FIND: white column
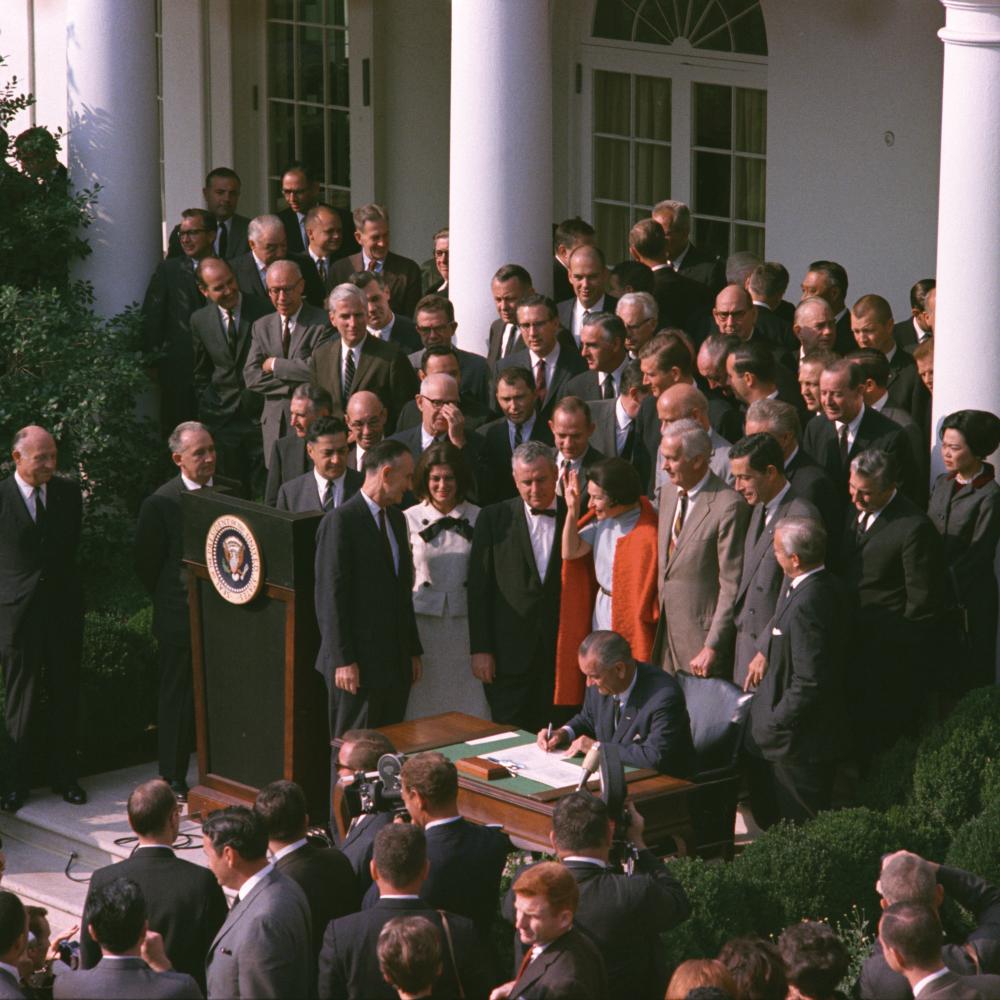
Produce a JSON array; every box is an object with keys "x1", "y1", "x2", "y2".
[
  {"x1": 933, "y1": 0, "x2": 1000, "y2": 454},
  {"x1": 449, "y1": 0, "x2": 552, "y2": 355},
  {"x1": 66, "y1": 0, "x2": 161, "y2": 317}
]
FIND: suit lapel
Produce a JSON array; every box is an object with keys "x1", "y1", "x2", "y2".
[
  {"x1": 670, "y1": 486, "x2": 712, "y2": 562},
  {"x1": 288, "y1": 316, "x2": 310, "y2": 358},
  {"x1": 326, "y1": 340, "x2": 344, "y2": 412},
  {"x1": 210, "y1": 870, "x2": 272, "y2": 953},
  {"x1": 354, "y1": 338, "x2": 377, "y2": 389},
  {"x1": 512, "y1": 502, "x2": 543, "y2": 587},
  {"x1": 515, "y1": 939, "x2": 564, "y2": 993}
]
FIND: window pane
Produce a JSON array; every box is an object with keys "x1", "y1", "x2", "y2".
[
  {"x1": 268, "y1": 22, "x2": 294, "y2": 100},
  {"x1": 593, "y1": 136, "x2": 629, "y2": 201},
  {"x1": 593, "y1": 202, "x2": 631, "y2": 264},
  {"x1": 326, "y1": 0, "x2": 347, "y2": 26},
  {"x1": 300, "y1": 0, "x2": 322, "y2": 23},
  {"x1": 268, "y1": 0, "x2": 294, "y2": 19},
  {"x1": 634, "y1": 0, "x2": 672, "y2": 46},
  {"x1": 734, "y1": 224, "x2": 765, "y2": 258},
  {"x1": 269, "y1": 102, "x2": 295, "y2": 176},
  {"x1": 734, "y1": 87, "x2": 766, "y2": 154},
  {"x1": 300, "y1": 104, "x2": 324, "y2": 176},
  {"x1": 328, "y1": 109, "x2": 350, "y2": 188},
  {"x1": 734, "y1": 156, "x2": 765, "y2": 222},
  {"x1": 298, "y1": 25, "x2": 324, "y2": 103},
  {"x1": 594, "y1": 70, "x2": 630, "y2": 136},
  {"x1": 329, "y1": 28, "x2": 349, "y2": 107},
  {"x1": 690, "y1": 3, "x2": 731, "y2": 53},
  {"x1": 693, "y1": 151, "x2": 731, "y2": 217},
  {"x1": 327, "y1": 187, "x2": 351, "y2": 209},
  {"x1": 694, "y1": 83, "x2": 731, "y2": 150},
  {"x1": 634, "y1": 142, "x2": 670, "y2": 207},
  {"x1": 693, "y1": 218, "x2": 730, "y2": 260},
  {"x1": 635, "y1": 75, "x2": 670, "y2": 141}
]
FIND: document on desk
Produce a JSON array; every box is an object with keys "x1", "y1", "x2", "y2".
[{"x1": 484, "y1": 742, "x2": 584, "y2": 788}]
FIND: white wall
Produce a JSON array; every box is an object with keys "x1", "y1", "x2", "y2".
[{"x1": 763, "y1": 0, "x2": 944, "y2": 319}]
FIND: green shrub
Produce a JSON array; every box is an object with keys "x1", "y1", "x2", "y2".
[
  {"x1": 945, "y1": 798, "x2": 1000, "y2": 889},
  {"x1": 858, "y1": 736, "x2": 918, "y2": 811}
]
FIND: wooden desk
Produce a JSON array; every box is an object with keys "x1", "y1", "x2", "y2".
[{"x1": 334, "y1": 712, "x2": 700, "y2": 856}]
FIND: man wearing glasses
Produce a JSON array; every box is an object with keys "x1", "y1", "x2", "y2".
[{"x1": 243, "y1": 259, "x2": 332, "y2": 468}]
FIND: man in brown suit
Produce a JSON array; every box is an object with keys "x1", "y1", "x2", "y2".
[{"x1": 656, "y1": 418, "x2": 749, "y2": 678}]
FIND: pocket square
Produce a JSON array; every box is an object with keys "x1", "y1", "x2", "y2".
[{"x1": 771, "y1": 627, "x2": 783, "y2": 636}]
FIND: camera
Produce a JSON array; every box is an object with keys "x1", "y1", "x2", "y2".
[
  {"x1": 341, "y1": 752, "x2": 409, "y2": 820},
  {"x1": 592, "y1": 743, "x2": 640, "y2": 872}
]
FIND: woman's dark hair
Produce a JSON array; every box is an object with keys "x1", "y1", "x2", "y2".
[
  {"x1": 940, "y1": 409, "x2": 1000, "y2": 460},
  {"x1": 412, "y1": 441, "x2": 471, "y2": 505},
  {"x1": 587, "y1": 457, "x2": 641, "y2": 507}
]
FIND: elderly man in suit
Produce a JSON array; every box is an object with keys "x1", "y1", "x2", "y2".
[
  {"x1": 730, "y1": 433, "x2": 819, "y2": 690},
  {"x1": 55, "y1": 879, "x2": 202, "y2": 999},
  {"x1": 744, "y1": 516, "x2": 849, "y2": 828},
  {"x1": 652, "y1": 199, "x2": 726, "y2": 294},
  {"x1": 202, "y1": 807, "x2": 311, "y2": 1000},
  {"x1": 469, "y1": 441, "x2": 566, "y2": 731},
  {"x1": 801, "y1": 260, "x2": 856, "y2": 357},
  {"x1": 541, "y1": 630, "x2": 694, "y2": 777},
  {"x1": 79, "y1": 780, "x2": 226, "y2": 990},
  {"x1": 562, "y1": 312, "x2": 630, "y2": 402},
  {"x1": 293, "y1": 203, "x2": 345, "y2": 307},
  {"x1": 488, "y1": 264, "x2": 534, "y2": 366},
  {"x1": 276, "y1": 415, "x2": 363, "y2": 513},
  {"x1": 166, "y1": 167, "x2": 249, "y2": 261},
  {"x1": 550, "y1": 397, "x2": 605, "y2": 498},
  {"x1": 656, "y1": 419, "x2": 749, "y2": 678},
  {"x1": 655, "y1": 383, "x2": 734, "y2": 497},
  {"x1": 191, "y1": 256, "x2": 269, "y2": 495},
  {"x1": 330, "y1": 203, "x2": 423, "y2": 317},
  {"x1": 616, "y1": 291, "x2": 660, "y2": 358},
  {"x1": 310, "y1": 283, "x2": 419, "y2": 434},
  {"x1": 0, "y1": 426, "x2": 85, "y2": 811},
  {"x1": 243, "y1": 259, "x2": 331, "y2": 468},
  {"x1": 354, "y1": 270, "x2": 423, "y2": 354},
  {"x1": 231, "y1": 214, "x2": 286, "y2": 312},
  {"x1": 397, "y1": 345, "x2": 492, "y2": 433},
  {"x1": 264, "y1": 383, "x2": 333, "y2": 506},
  {"x1": 557, "y1": 245, "x2": 618, "y2": 348},
  {"x1": 314, "y1": 439, "x2": 422, "y2": 737}
]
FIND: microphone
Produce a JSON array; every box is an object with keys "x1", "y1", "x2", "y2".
[{"x1": 575, "y1": 745, "x2": 601, "y2": 792}]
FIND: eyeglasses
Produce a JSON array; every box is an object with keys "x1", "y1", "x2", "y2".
[
  {"x1": 419, "y1": 396, "x2": 457, "y2": 409},
  {"x1": 520, "y1": 320, "x2": 555, "y2": 330},
  {"x1": 714, "y1": 309, "x2": 749, "y2": 320},
  {"x1": 348, "y1": 418, "x2": 383, "y2": 429},
  {"x1": 416, "y1": 323, "x2": 454, "y2": 337},
  {"x1": 268, "y1": 284, "x2": 301, "y2": 296}
]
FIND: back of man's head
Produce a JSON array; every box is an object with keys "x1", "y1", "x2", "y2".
[
  {"x1": 88, "y1": 878, "x2": 147, "y2": 955},
  {"x1": 0, "y1": 891, "x2": 26, "y2": 959},
  {"x1": 878, "y1": 852, "x2": 938, "y2": 906},
  {"x1": 202, "y1": 806, "x2": 268, "y2": 862},
  {"x1": 778, "y1": 921, "x2": 848, "y2": 1000},
  {"x1": 254, "y1": 779, "x2": 308, "y2": 843},
  {"x1": 340, "y1": 729, "x2": 396, "y2": 771},
  {"x1": 377, "y1": 915, "x2": 442, "y2": 996},
  {"x1": 373, "y1": 824, "x2": 427, "y2": 891},
  {"x1": 401, "y1": 752, "x2": 458, "y2": 811},
  {"x1": 127, "y1": 779, "x2": 178, "y2": 838},
  {"x1": 551, "y1": 793, "x2": 610, "y2": 854},
  {"x1": 717, "y1": 936, "x2": 787, "y2": 1000},
  {"x1": 880, "y1": 902, "x2": 944, "y2": 970}
]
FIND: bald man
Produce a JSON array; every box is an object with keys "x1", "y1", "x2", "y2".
[
  {"x1": 345, "y1": 390, "x2": 387, "y2": 471},
  {"x1": 0, "y1": 426, "x2": 86, "y2": 810},
  {"x1": 557, "y1": 245, "x2": 618, "y2": 347}
]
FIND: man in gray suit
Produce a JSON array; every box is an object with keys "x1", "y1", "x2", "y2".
[
  {"x1": 54, "y1": 878, "x2": 201, "y2": 999},
  {"x1": 729, "y1": 433, "x2": 819, "y2": 689},
  {"x1": 203, "y1": 807, "x2": 312, "y2": 1000},
  {"x1": 276, "y1": 415, "x2": 363, "y2": 513},
  {"x1": 656, "y1": 419, "x2": 749, "y2": 678},
  {"x1": 243, "y1": 259, "x2": 331, "y2": 467}
]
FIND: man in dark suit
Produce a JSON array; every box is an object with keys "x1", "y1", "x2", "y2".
[
  {"x1": 264, "y1": 384, "x2": 333, "y2": 505},
  {"x1": 744, "y1": 516, "x2": 849, "y2": 827},
  {"x1": 57, "y1": 878, "x2": 202, "y2": 999},
  {"x1": 550, "y1": 396, "x2": 606, "y2": 498},
  {"x1": 319, "y1": 823, "x2": 489, "y2": 1000},
  {"x1": 292, "y1": 203, "x2": 345, "y2": 307},
  {"x1": 309, "y1": 283, "x2": 420, "y2": 433},
  {"x1": 498, "y1": 294, "x2": 588, "y2": 424},
  {"x1": 477, "y1": 366, "x2": 555, "y2": 501},
  {"x1": 616, "y1": 291, "x2": 660, "y2": 357},
  {"x1": 562, "y1": 312, "x2": 629, "y2": 402},
  {"x1": 0, "y1": 426, "x2": 84, "y2": 811},
  {"x1": 255, "y1": 780, "x2": 359, "y2": 969},
  {"x1": 191, "y1": 256, "x2": 269, "y2": 495},
  {"x1": 230, "y1": 214, "x2": 287, "y2": 311},
  {"x1": 503, "y1": 794, "x2": 689, "y2": 1000},
  {"x1": 243, "y1": 258, "x2": 332, "y2": 467},
  {"x1": 839, "y1": 449, "x2": 945, "y2": 762},
  {"x1": 0, "y1": 891, "x2": 27, "y2": 998},
  {"x1": 426, "y1": 226, "x2": 449, "y2": 295},
  {"x1": 135, "y1": 422, "x2": 231, "y2": 797},
  {"x1": 894, "y1": 278, "x2": 935, "y2": 351},
  {"x1": 587, "y1": 361, "x2": 651, "y2": 488},
  {"x1": 488, "y1": 264, "x2": 534, "y2": 366},
  {"x1": 79, "y1": 779, "x2": 227, "y2": 990},
  {"x1": 469, "y1": 441, "x2": 565, "y2": 731},
  {"x1": 345, "y1": 391, "x2": 389, "y2": 471},
  {"x1": 397, "y1": 345, "x2": 492, "y2": 433},
  {"x1": 276, "y1": 415, "x2": 363, "y2": 512},
  {"x1": 277, "y1": 162, "x2": 320, "y2": 255},
  {"x1": 166, "y1": 166, "x2": 249, "y2": 261},
  {"x1": 729, "y1": 433, "x2": 819, "y2": 689},
  {"x1": 495, "y1": 862, "x2": 608, "y2": 1000},
  {"x1": 314, "y1": 439, "x2": 422, "y2": 738},
  {"x1": 202, "y1": 807, "x2": 312, "y2": 1000},
  {"x1": 557, "y1": 245, "x2": 618, "y2": 348},
  {"x1": 653, "y1": 199, "x2": 726, "y2": 294},
  {"x1": 725, "y1": 337, "x2": 808, "y2": 433},
  {"x1": 142, "y1": 208, "x2": 213, "y2": 432},
  {"x1": 354, "y1": 270, "x2": 423, "y2": 354},
  {"x1": 541, "y1": 630, "x2": 694, "y2": 777},
  {"x1": 330, "y1": 203, "x2": 423, "y2": 317},
  {"x1": 553, "y1": 217, "x2": 596, "y2": 304},
  {"x1": 801, "y1": 260, "x2": 856, "y2": 357}
]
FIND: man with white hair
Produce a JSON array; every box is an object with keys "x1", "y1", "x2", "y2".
[
  {"x1": 232, "y1": 213, "x2": 288, "y2": 309},
  {"x1": 616, "y1": 291, "x2": 659, "y2": 357},
  {"x1": 792, "y1": 296, "x2": 839, "y2": 363},
  {"x1": 655, "y1": 419, "x2": 749, "y2": 678},
  {"x1": 243, "y1": 259, "x2": 332, "y2": 466},
  {"x1": 652, "y1": 199, "x2": 725, "y2": 293}
]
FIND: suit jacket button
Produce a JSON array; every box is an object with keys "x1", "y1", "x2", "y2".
[{"x1": 422, "y1": 581, "x2": 431, "y2": 587}]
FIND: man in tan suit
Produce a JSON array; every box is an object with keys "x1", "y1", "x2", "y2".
[{"x1": 656, "y1": 418, "x2": 749, "y2": 678}]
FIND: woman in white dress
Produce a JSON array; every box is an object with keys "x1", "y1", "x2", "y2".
[{"x1": 403, "y1": 441, "x2": 491, "y2": 720}]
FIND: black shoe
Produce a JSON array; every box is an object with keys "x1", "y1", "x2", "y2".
[
  {"x1": 169, "y1": 780, "x2": 189, "y2": 803},
  {"x1": 53, "y1": 783, "x2": 87, "y2": 806},
  {"x1": 1, "y1": 790, "x2": 27, "y2": 812}
]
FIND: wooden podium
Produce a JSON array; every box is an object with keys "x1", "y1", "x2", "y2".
[{"x1": 181, "y1": 490, "x2": 330, "y2": 822}]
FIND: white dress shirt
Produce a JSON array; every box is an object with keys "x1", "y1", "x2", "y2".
[
  {"x1": 790, "y1": 565, "x2": 825, "y2": 589},
  {"x1": 523, "y1": 501, "x2": 557, "y2": 580},
  {"x1": 369, "y1": 314, "x2": 396, "y2": 342},
  {"x1": 270, "y1": 837, "x2": 308, "y2": 863},
  {"x1": 180, "y1": 473, "x2": 213, "y2": 492},
  {"x1": 216, "y1": 297, "x2": 243, "y2": 332},
  {"x1": 571, "y1": 296, "x2": 607, "y2": 346},
  {"x1": 835, "y1": 406, "x2": 866, "y2": 455},
  {"x1": 13, "y1": 471, "x2": 45, "y2": 521},
  {"x1": 762, "y1": 481, "x2": 791, "y2": 527},
  {"x1": 237, "y1": 862, "x2": 274, "y2": 901},
  {"x1": 314, "y1": 469, "x2": 345, "y2": 509},
  {"x1": 509, "y1": 413, "x2": 537, "y2": 451},
  {"x1": 341, "y1": 337, "x2": 366, "y2": 390},
  {"x1": 528, "y1": 345, "x2": 560, "y2": 394},
  {"x1": 912, "y1": 967, "x2": 951, "y2": 997},
  {"x1": 500, "y1": 322, "x2": 519, "y2": 357},
  {"x1": 614, "y1": 397, "x2": 633, "y2": 455},
  {"x1": 858, "y1": 489, "x2": 897, "y2": 532}
]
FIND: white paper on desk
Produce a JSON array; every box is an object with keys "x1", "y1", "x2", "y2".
[
  {"x1": 466, "y1": 731, "x2": 521, "y2": 746},
  {"x1": 485, "y1": 742, "x2": 584, "y2": 788}
]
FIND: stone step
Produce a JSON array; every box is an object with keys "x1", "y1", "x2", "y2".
[{"x1": 1, "y1": 834, "x2": 90, "y2": 937}]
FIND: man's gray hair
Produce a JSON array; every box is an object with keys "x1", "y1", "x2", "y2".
[
  {"x1": 850, "y1": 448, "x2": 898, "y2": 491},
  {"x1": 618, "y1": 291, "x2": 658, "y2": 323},
  {"x1": 578, "y1": 630, "x2": 633, "y2": 670},
  {"x1": 878, "y1": 853, "x2": 938, "y2": 907},
  {"x1": 794, "y1": 295, "x2": 834, "y2": 325},
  {"x1": 726, "y1": 251, "x2": 761, "y2": 286},
  {"x1": 662, "y1": 418, "x2": 711, "y2": 460},
  {"x1": 265, "y1": 259, "x2": 302, "y2": 283},
  {"x1": 653, "y1": 199, "x2": 690, "y2": 229},
  {"x1": 512, "y1": 440, "x2": 556, "y2": 472},
  {"x1": 168, "y1": 421, "x2": 210, "y2": 454},
  {"x1": 247, "y1": 213, "x2": 284, "y2": 242},
  {"x1": 746, "y1": 398, "x2": 801, "y2": 441},
  {"x1": 326, "y1": 282, "x2": 367, "y2": 313},
  {"x1": 774, "y1": 516, "x2": 826, "y2": 567}
]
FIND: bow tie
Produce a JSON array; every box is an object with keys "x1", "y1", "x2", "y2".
[
  {"x1": 529, "y1": 508, "x2": 557, "y2": 517},
  {"x1": 419, "y1": 516, "x2": 474, "y2": 542}
]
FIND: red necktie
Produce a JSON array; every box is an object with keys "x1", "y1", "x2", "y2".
[{"x1": 535, "y1": 358, "x2": 547, "y2": 404}]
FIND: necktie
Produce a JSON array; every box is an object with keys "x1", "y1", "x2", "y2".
[
  {"x1": 669, "y1": 490, "x2": 688, "y2": 558},
  {"x1": 322, "y1": 478, "x2": 334, "y2": 511},
  {"x1": 317, "y1": 257, "x2": 328, "y2": 284},
  {"x1": 281, "y1": 318, "x2": 291, "y2": 358},
  {"x1": 561, "y1": 463, "x2": 571, "y2": 493},
  {"x1": 368, "y1": 257, "x2": 379, "y2": 272},
  {"x1": 378, "y1": 508, "x2": 396, "y2": 573},
  {"x1": 217, "y1": 220, "x2": 228, "y2": 258},
  {"x1": 419, "y1": 516, "x2": 474, "y2": 543},
  {"x1": 753, "y1": 504, "x2": 766, "y2": 544},
  {"x1": 502, "y1": 323, "x2": 517, "y2": 358},
  {"x1": 621, "y1": 422, "x2": 635, "y2": 460},
  {"x1": 343, "y1": 348, "x2": 356, "y2": 398},
  {"x1": 512, "y1": 948, "x2": 534, "y2": 991},
  {"x1": 33, "y1": 486, "x2": 46, "y2": 530},
  {"x1": 535, "y1": 358, "x2": 547, "y2": 405},
  {"x1": 838, "y1": 423, "x2": 849, "y2": 467},
  {"x1": 224, "y1": 309, "x2": 236, "y2": 344},
  {"x1": 602, "y1": 374, "x2": 616, "y2": 400},
  {"x1": 513, "y1": 422, "x2": 523, "y2": 447},
  {"x1": 613, "y1": 698, "x2": 622, "y2": 732}
]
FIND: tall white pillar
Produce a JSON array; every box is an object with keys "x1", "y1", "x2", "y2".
[
  {"x1": 933, "y1": 0, "x2": 1000, "y2": 454},
  {"x1": 66, "y1": 0, "x2": 161, "y2": 317},
  {"x1": 449, "y1": 1, "x2": 553, "y2": 355}
]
